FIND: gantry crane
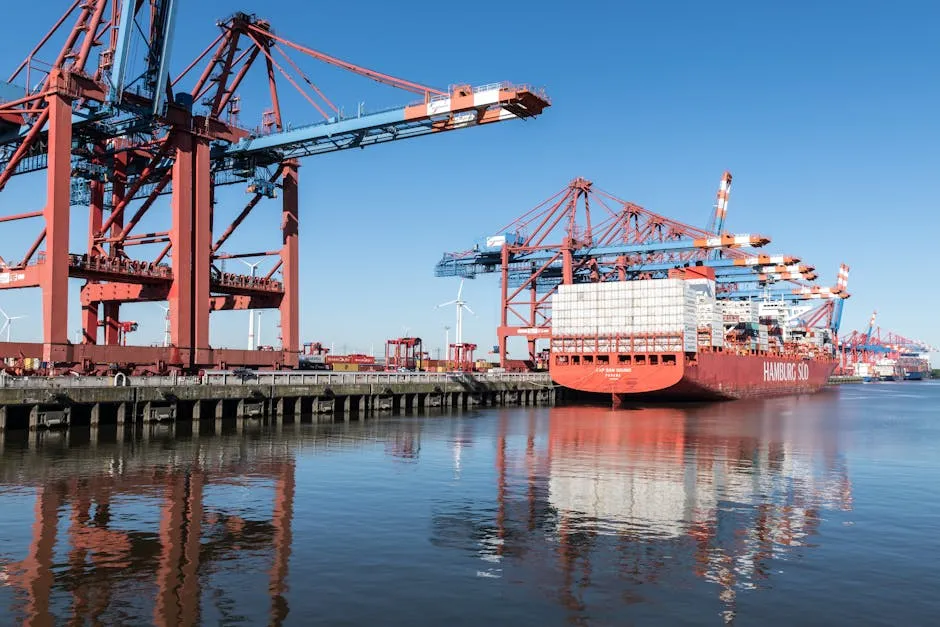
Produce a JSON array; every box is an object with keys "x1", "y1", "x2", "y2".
[
  {"x1": 0, "y1": 1, "x2": 550, "y2": 373},
  {"x1": 385, "y1": 337, "x2": 423, "y2": 372},
  {"x1": 435, "y1": 173, "x2": 842, "y2": 366},
  {"x1": 777, "y1": 265, "x2": 851, "y2": 342},
  {"x1": 839, "y1": 311, "x2": 934, "y2": 376}
]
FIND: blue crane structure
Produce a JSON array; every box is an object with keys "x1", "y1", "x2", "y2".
[
  {"x1": 434, "y1": 175, "x2": 849, "y2": 364},
  {"x1": 0, "y1": 1, "x2": 550, "y2": 373}
]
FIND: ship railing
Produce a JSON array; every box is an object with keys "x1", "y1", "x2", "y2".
[
  {"x1": 0, "y1": 371, "x2": 552, "y2": 388},
  {"x1": 201, "y1": 371, "x2": 552, "y2": 386},
  {"x1": 550, "y1": 332, "x2": 686, "y2": 354}
]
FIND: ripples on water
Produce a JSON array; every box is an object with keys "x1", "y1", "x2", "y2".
[{"x1": 0, "y1": 382, "x2": 938, "y2": 625}]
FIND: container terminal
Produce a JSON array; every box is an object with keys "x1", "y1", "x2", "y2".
[{"x1": 0, "y1": 1, "x2": 931, "y2": 426}]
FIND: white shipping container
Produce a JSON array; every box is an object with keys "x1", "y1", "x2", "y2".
[
  {"x1": 554, "y1": 280, "x2": 711, "y2": 336},
  {"x1": 710, "y1": 320, "x2": 725, "y2": 347}
]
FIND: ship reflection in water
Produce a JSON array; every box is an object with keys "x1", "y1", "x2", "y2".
[
  {"x1": 432, "y1": 398, "x2": 854, "y2": 624},
  {"x1": 0, "y1": 396, "x2": 863, "y2": 625}
]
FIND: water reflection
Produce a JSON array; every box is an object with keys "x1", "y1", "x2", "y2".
[
  {"x1": 0, "y1": 399, "x2": 857, "y2": 625},
  {"x1": 435, "y1": 399, "x2": 853, "y2": 623},
  {"x1": 0, "y1": 427, "x2": 302, "y2": 626}
]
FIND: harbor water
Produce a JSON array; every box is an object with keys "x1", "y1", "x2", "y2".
[{"x1": 0, "y1": 382, "x2": 938, "y2": 625}]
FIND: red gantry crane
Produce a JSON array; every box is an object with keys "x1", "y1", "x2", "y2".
[
  {"x1": 839, "y1": 311, "x2": 934, "y2": 379},
  {"x1": 385, "y1": 337, "x2": 423, "y2": 372},
  {"x1": 0, "y1": 0, "x2": 550, "y2": 374}
]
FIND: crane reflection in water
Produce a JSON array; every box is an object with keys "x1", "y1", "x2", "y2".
[{"x1": 0, "y1": 427, "x2": 298, "y2": 627}]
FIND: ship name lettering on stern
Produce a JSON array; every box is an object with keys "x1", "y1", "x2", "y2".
[
  {"x1": 598, "y1": 367, "x2": 632, "y2": 374},
  {"x1": 763, "y1": 361, "x2": 810, "y2": 382}
]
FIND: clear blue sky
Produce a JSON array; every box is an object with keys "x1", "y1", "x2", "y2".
[{"x1": 0, "y1": 0, "x2": 937, "y2": 358}]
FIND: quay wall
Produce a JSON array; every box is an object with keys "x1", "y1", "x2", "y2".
[
  {"x1": 827, "y1": 376, "x2": 864, "y2": 385},
  {"x1": 0, "y1": 372, "x2": 556, "y2": 431}
]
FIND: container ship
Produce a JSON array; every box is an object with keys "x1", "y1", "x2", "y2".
[
  {"x1": 873, "y1": 358, "x2": 902, "y2": 382},
  {"x1": 898, "y1": 353, "x2": 930, "y2": 381},
  {"x1": 549, "y1": 266, "x2": 837, "y2": 404}
]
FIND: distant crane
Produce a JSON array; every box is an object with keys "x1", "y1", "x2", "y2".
[
  {"x1": 839, "y1": 309, "x2": 933, "y2": 374},
  {"x1": 865, "y1": 310, "x2": 877, "y2": 346}
]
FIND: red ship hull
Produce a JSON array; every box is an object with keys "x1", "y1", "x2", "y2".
[{"x1": 551, "y1": 350, "x2": 837, "y2": 402}]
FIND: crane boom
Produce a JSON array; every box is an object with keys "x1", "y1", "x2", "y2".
[
  {"x1": 865, "y1": 310, "x2": 877, "y2": 345},
  {"x1": 225, "y1": 83, "x2": 548, "y2": 161},
  {"x1": 708, "y1": 171, "x2": 732, "y2": 234},
  {"x1": 436, "y1": 233, "x2": 770, "y2": 278}
]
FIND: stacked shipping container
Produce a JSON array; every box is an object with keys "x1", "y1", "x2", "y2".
[
  {"x1": 552, "y1": 279, "x2": 699, "y2": 353},
  {"x1": 325, "y1": 354, "x2": 376, "y2": 365},
  {"x1": 686, "y1": 279, "x2": 724, "y2": 349},
  {"x1": 758, "y1": 324, "x2": 770, "y2": 352},
  {"x1": 719, "y1": 300, "x2": 759, "y2": 325}
]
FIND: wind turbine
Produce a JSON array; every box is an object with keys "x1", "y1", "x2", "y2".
[
  {"x1": 158, "y1": 305, "x2": 170, "y2": 347},
  {"x1": 239, "y1": 259, "x2": 263, "y2": 350},
  {"x1": 436, "y1": 280, "x2": 474, "y2": 346},
  {"x1": 0, "y1": 307, "x2": 26, "y2": 342}
]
